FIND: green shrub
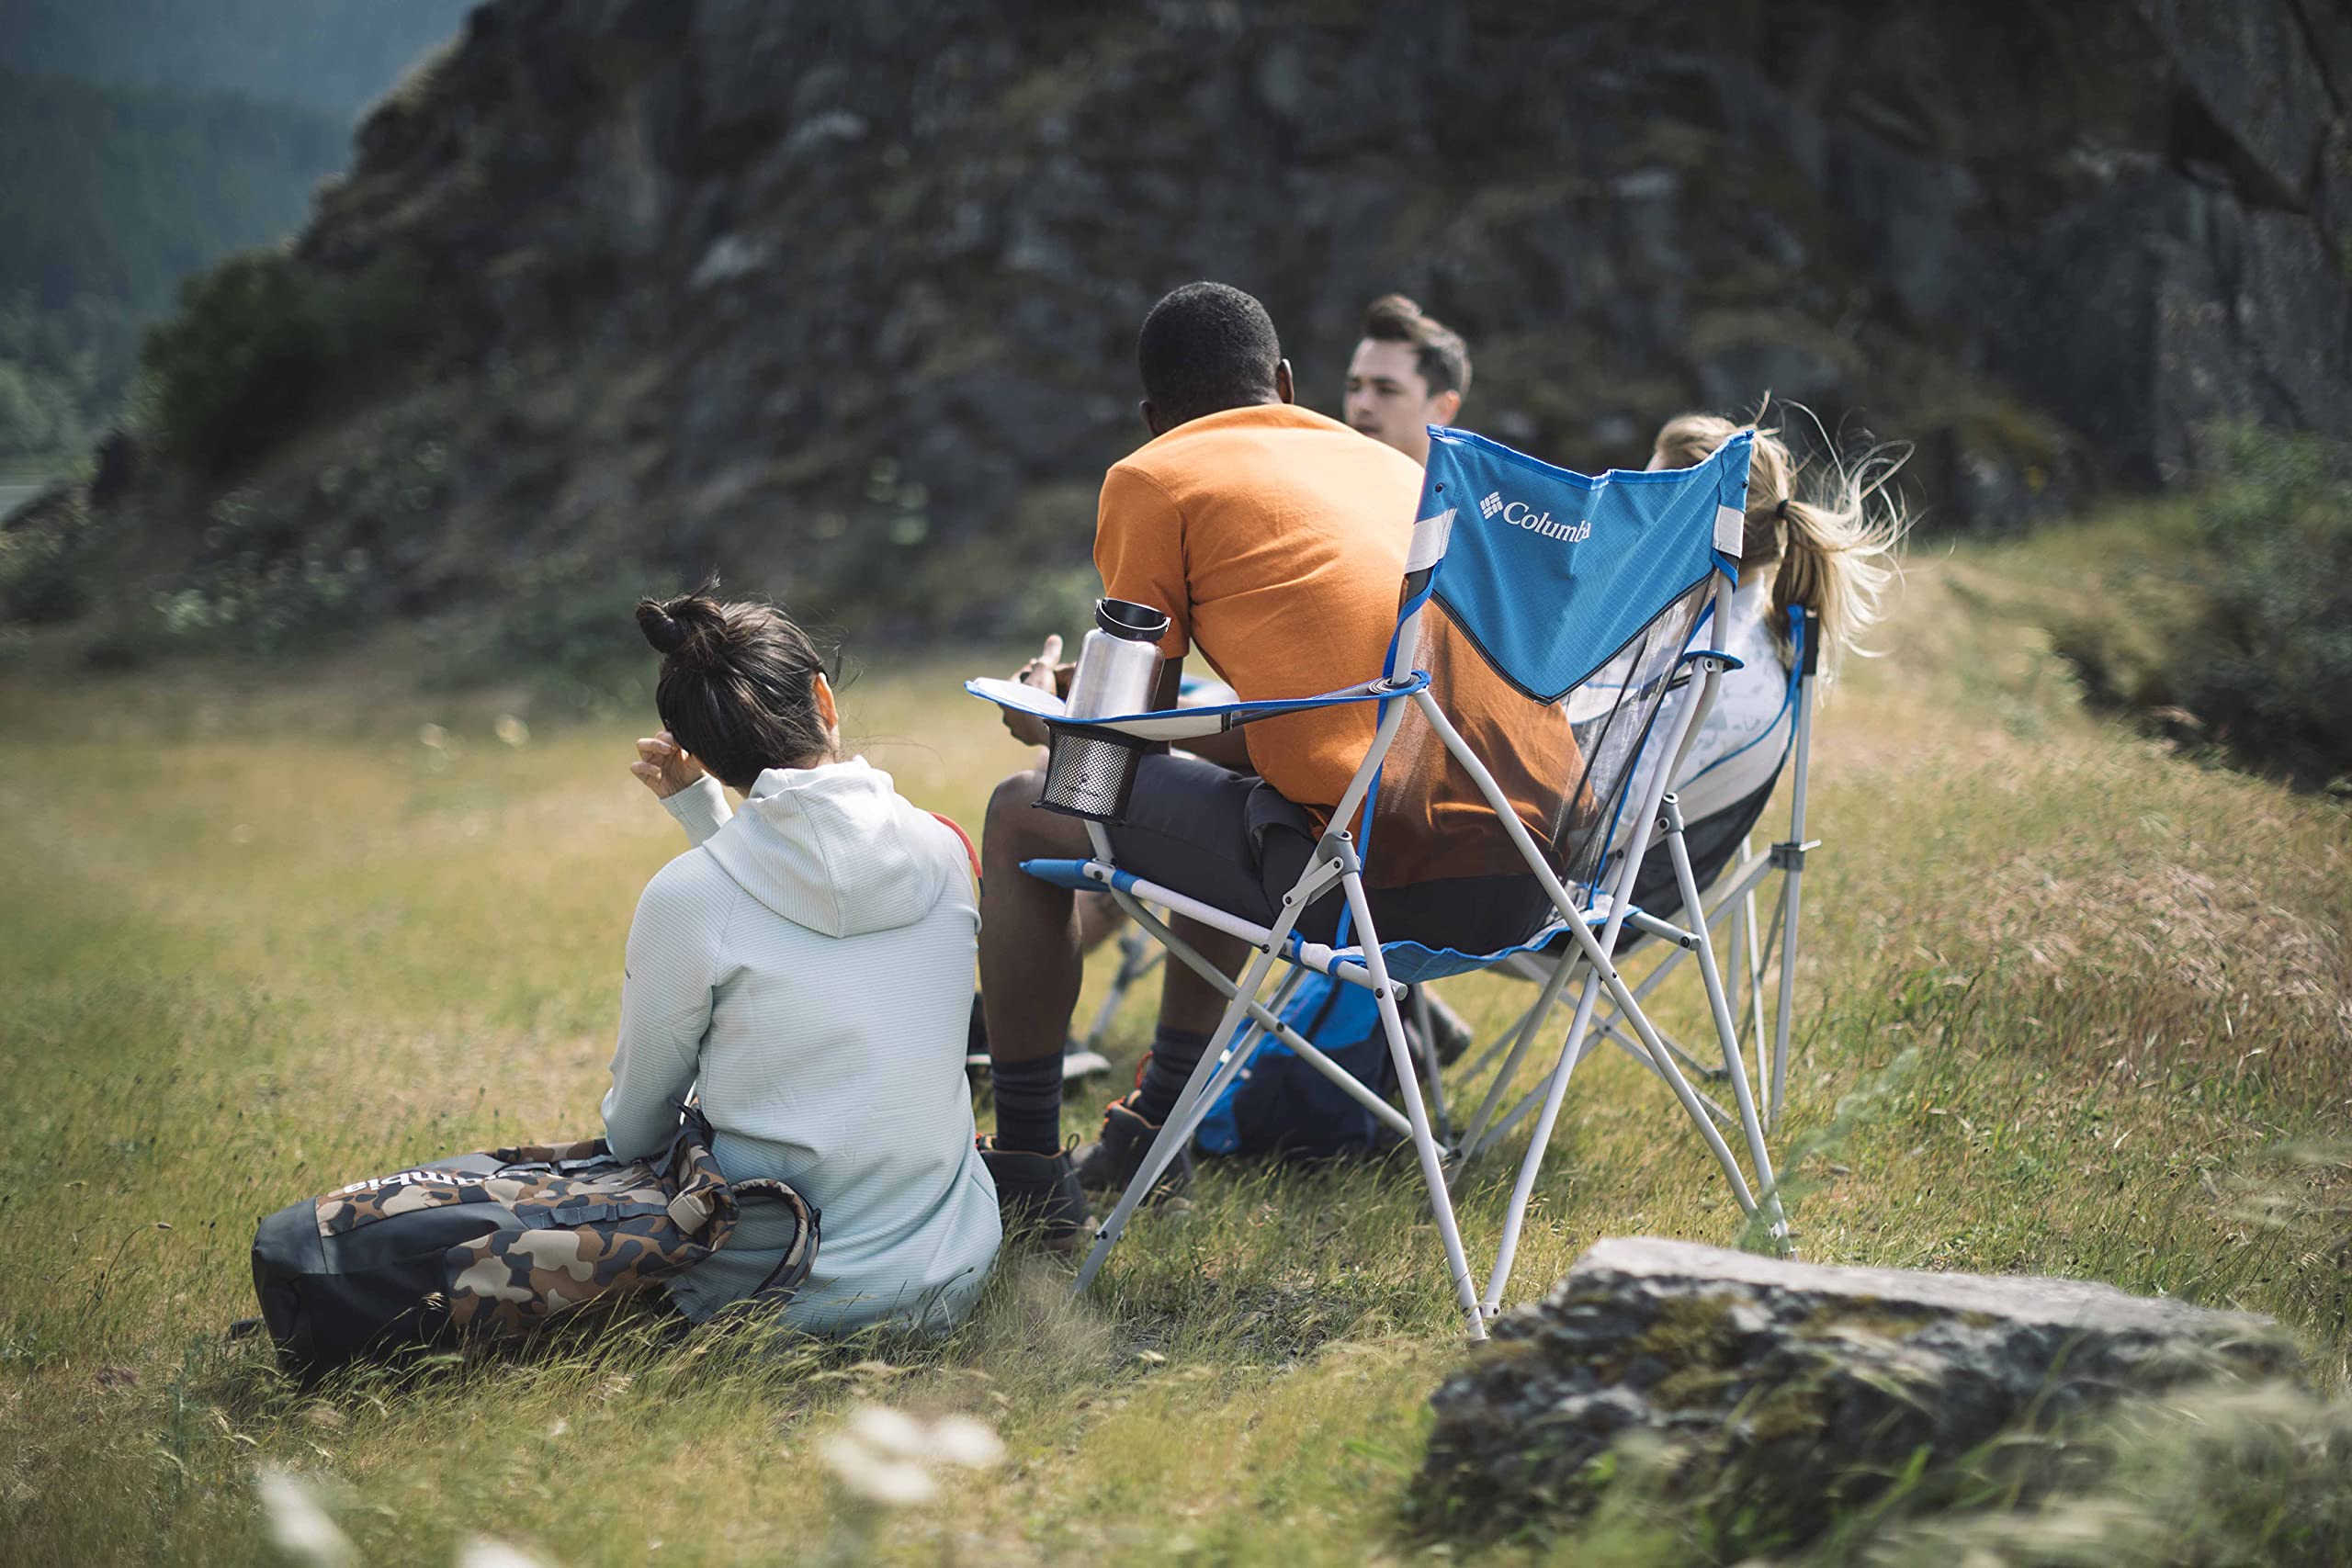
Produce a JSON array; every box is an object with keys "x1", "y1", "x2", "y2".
[
  {"x1": 0, "y1": 356, "x2": 80, "y2": 459},
  {"x1": 2175, "y1": 428, "x2": 2352, "y2": 787},
  {"x1": 2054, "y1": 427, "x2": 2352, "y2": 790},
  {"x1": 140, "y1": 486, "x2": 374, "y2": 653},
  {"x1": 0, "y1": 488, "x2": 97, "y2": 624},
  {"x1": 139, "y1": 248, "x2": 428, "y2": 475}
]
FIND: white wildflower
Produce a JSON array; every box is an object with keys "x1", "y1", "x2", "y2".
[
  {"x1": 493, "y1": 715, "x2": 530, "y2": 748},
  {"x1": 255, "y1": 1467, "x2": 352, "y2": 1568},
  {"x1": 457, "y1": 1536, "x2": 559, "y2": 1568},
  {"x1": 819, "y1": 1431, "x2": 939, "y2": 1506},
  {"x1": 845, "y1": 1404, "x2": 932, "y2": 1461},
  {"x1": 924, "y1": 1414, "x2": 1005, "y2": 1470},
  {"x1": 818, "y1": 1404, "x2": 1004, "y2": 1506}
]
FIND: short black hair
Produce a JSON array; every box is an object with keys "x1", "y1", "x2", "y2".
[
  {"x1": 1362, "y1": 293, "x2": 1471, "y2": 399},
  {"x1": 1136, "y1": 282, "x2": 1282, "y2": 427}
]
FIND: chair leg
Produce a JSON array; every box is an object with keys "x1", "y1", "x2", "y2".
[
  {"x1": 1073, "y1": 941, "x2": 1283, "y2": 1295},
  {"x1": 1080, "y1": 923, "x2": 1162, "y2": 1055},
  {"x1": 1339, "y1": 873, "x2": 1487, "y2": 1339},
  {"x1": 1743, "y1": 882, "x2": 1770, "y2": 1124},
  {"x1": 1483, "y1": 971, "x2": 1602, "y2": 1312},
  {"x1": 1411, "y1": 985, "x2": 1452, "y2": 1148},
  {"x1": 1770, "y1": 861, "x2": 1803, "y2": 1141},
  {"x1": 1667, "y1": 826, "x2": 1788, "y2": 1249},
  {"x1": 1725, "y1": 894, "x2": 1746, "y2": 1043}
]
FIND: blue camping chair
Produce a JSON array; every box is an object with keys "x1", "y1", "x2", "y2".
[{"x1": 970, "y1": 428, "x2": 1784, "y2": 1336}]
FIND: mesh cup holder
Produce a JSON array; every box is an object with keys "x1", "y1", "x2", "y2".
[{"x1": 1038, "y1": 723, "x2": 1148, "y2": 821}]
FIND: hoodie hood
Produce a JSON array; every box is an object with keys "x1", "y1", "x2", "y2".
[{"x1": 699, "y1": 757, "x2": 963, "y2": 938}]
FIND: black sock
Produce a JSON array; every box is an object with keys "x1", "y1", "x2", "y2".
[
  {"x1": 989, "y1": 1055, "x2": 1066, "y2": 1156},
  {"x1": 1132, "y1": 1028, "x2": 1216, "y2": 1124}
]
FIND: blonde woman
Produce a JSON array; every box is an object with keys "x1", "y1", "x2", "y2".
[{"x1": 1633, "y1": 411, "x2": 1905, "y2": 880}]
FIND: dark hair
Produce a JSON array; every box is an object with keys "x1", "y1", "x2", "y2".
[
  {"x1": 1361, "y1": 292, "x2": 1471, "y2": 399},
  {"x1": 1136, "y1": 281, "x2": 1282, "y2": 426},
  {"x1": 635, "y1": 580, "x2": 833, "y2": 791}
]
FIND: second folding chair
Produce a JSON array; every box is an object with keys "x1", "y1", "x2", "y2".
[{"x1": 1453, "y1": 602, "x2": 1824, "y2": 1169}]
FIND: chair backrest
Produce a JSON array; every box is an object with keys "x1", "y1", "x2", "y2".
[{"x1": 1362, "y1": 429, "x2": 1750, "y2": 942}]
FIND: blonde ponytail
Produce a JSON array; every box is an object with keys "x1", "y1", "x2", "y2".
[{"x1": 1651, "y1": 401, "x2": 1906, "y2": 684}]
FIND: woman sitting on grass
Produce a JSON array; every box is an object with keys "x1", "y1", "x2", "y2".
[{"x1": 609, "y1": 584, "x2": 999, "y2": 1334}]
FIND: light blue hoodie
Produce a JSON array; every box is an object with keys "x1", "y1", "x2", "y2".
[{"x1": 603, "y1": 758, "x2": 999, "y2": 1334}]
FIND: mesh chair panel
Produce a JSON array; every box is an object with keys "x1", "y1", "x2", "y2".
[{"x1": 1368, "y1": 583, "x2": 1710, "y2": 896}]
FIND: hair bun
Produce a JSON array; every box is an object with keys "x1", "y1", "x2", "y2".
[
  {"x1": 636, "y1": 598, "x2": 690, "y2": 655},
  {"x1": 638, "y1": 579, "x2": 729, "y2": 661}
]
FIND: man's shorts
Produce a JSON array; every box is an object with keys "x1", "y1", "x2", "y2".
[{"x1": 1101, "y1": 753, "x2": 1556, "y2": 953}]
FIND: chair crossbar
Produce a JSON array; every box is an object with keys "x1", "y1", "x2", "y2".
[
  {"x1": 1108, "y1": 892, "x2": 1416, "y2": 1142},
  {"x1": 1028, "y1": 858, "x2": 1380, "y2": 991},
  {"x1": 1470, "y1": 953, "x2": 1742, "y2": 1132}
]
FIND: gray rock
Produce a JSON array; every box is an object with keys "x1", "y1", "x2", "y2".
[
  {"x1": 2136, "y1": 0, "x2": 2340, "y2": 215},
  {"x1": 1417, "y1": 1237, "x2": 2301, "y2": 1544}
]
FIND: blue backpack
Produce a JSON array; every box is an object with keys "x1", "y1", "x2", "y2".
[{"x1": 1195, "y1": 973, "x2": 1399, "y2": 1158}]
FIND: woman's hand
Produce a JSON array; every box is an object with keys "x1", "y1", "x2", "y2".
[
  {"x1": 1001, "y1": 634, "x2": 1071, "y2": 748},
  {"x1": 632, "y1": 730, "x2": 706, "y2": 798}
]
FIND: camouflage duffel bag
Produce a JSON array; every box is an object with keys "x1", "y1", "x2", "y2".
[{"x1": 250, "y1": 1108, "x2": 818, "y2": 1374}]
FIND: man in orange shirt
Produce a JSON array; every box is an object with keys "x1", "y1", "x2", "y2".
[{"x1": 976, "y1": 283, "x2": 1426, "y2": 1242}]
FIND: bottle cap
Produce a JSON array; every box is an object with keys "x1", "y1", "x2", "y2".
[{"x1": 1095, "y1": 598, "x2": 1170, "y2": 641}]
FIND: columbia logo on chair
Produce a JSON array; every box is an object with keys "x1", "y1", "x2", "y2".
[{"x1": 1479, "y1": 490, "x2": 1590, "y2": 542}]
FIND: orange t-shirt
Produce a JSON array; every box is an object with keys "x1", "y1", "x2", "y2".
[{"x1": 1093, "y1": 403, "x2": 1419, "y2": 824}]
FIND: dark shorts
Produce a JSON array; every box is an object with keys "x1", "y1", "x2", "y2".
[{"x1": 1102, "y1": 754, "x2": 1555, "y2": 955}]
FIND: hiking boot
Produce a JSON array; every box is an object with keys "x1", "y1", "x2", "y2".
[
  {"x1": 976, "y1": 1137, "x2": 1090, "y2": 1252},
  {"x1": 1073, "y1": 1093, "x2": 1193, "y2": 1203}
]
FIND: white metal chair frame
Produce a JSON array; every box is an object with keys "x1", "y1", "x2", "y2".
[
  {"x1": 1451, "y1": 604, "x2": 1822, "y2": 1164},
  {"x1": 970, "y1": 441, "x2": 1788, "y2": 1337}
]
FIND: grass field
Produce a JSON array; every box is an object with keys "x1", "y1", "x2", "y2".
[{"x1": 2, "y1": 527, "x2": 2347, "y2": 1564}]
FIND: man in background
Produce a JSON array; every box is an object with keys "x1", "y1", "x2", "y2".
[{"x1": 1342, "y1": 293, "x2": 1470, "y2": 467}]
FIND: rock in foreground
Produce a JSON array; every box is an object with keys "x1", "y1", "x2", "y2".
[{"x1": 1418, "y1": 1237, "x2": 2301, "y2": 1544}]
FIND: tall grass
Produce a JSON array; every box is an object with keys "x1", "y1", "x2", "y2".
[{"x1": 0, "y1": 536, "x2": 2346, "y2": 1563}]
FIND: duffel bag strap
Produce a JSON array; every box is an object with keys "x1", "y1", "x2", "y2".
[
  {"x1": 544, "y1": 1196, "x2": 673, "y2": 1227},
  {"x1": 731, "y1": 1179, "x2": 822, "y2": 1302}
]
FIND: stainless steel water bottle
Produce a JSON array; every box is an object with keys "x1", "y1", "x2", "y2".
[{"x1": 1063, "y1": 598, "x2": 1169, "y2": 718}]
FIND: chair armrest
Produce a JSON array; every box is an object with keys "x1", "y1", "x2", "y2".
[
  {"x1": 1676, "y1": 648, "x2": 1746, "y2": 672},
  {"x1": 965, "y1": 671, "x2": 1427, "y2": 743}
]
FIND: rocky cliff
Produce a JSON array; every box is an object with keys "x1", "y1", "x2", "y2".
[{"x1": 24, "y1": 0, "x2": 2352, "y2": 649}]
